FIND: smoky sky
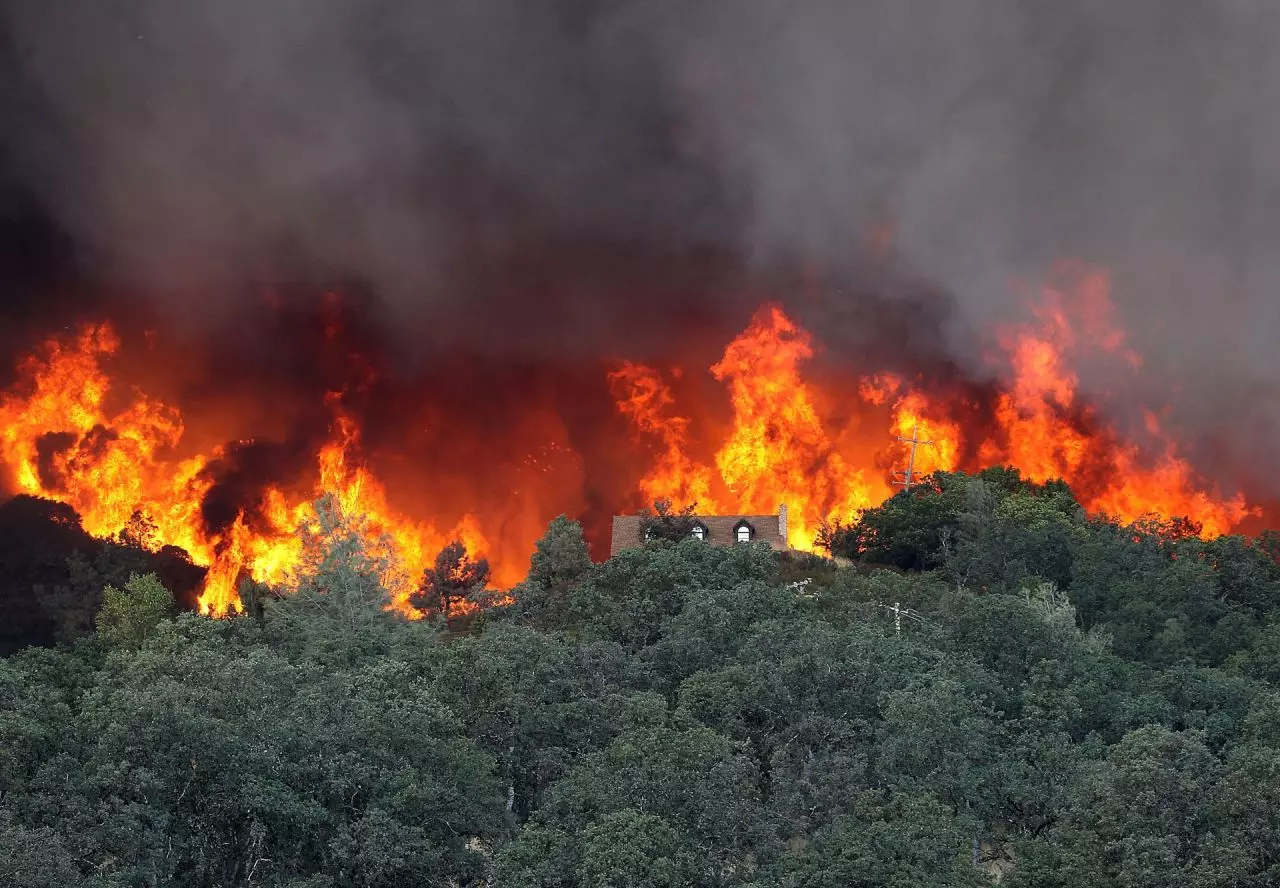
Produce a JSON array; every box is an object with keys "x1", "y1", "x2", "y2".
[{"x1": 4, "y1": 0, "x2": 1280, "y2": 475}]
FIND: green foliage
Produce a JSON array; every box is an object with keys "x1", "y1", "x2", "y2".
[
  {"x1": 504, "y1": 724, "x2": 766, "y2": 885},
  {"x1": 2, "y1": 614, "x2": 501, "y2": 887},
  {"x1": 945, "y1": 486, "x2": 1085, "y2": 592},
  {"x1": 511, "y1": 515, "x2": 592, "y2": 629},
  {"x1": 0, "y1": 816, "x2": 80, "y2": 888},
  {"x1": 263, "y1": 495, "x2": 410, "y2": 666},
  {"x1": 577, "y1": 810, "x2": 702, "y2": 888},
  {"x1": 570, "y1": 537, "x2": 777, "y2": 651},
  {"x1": 529, "y1": 515, "x2": 593, "y2": 588},
  {"x1": 826, "y1": 482, "x2": 963, "y2": 569},
  {"x1": 424, "y1": 624, "x2": 654, "y2": 820},
  {"x1": 638, "y1": 498, "x2": 701, "y2": 543},
  {"x1": 757, "y1": 792, "x2": 991, "y2": 888},
  {"x1": 95, "y1": 572, "x2": 173, "y2": 648},
  {"x1": 829, "y1": 469, "x2": 1085, "y2": 586},
  {"x1": 0, "y1": 495, "x2": 204, "y2": 653},
  {"x1": 4, "y1": 474, "x2": 1280, "y2": 886}
]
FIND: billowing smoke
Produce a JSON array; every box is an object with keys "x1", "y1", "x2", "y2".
[{"x1": 3, "y1": 0, "x2": 1280, "y2": 490}]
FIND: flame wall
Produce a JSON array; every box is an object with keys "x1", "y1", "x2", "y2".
[{"x1": 0, "y1": 259, "x2": 1257, "y2": 616}]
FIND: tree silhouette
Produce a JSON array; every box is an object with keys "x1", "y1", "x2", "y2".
[
  {"x1": 638, "y1": 499, "x2": 700, "y2": 543},
  {"x1": 412, "y1": 540, "x2": 490, "y2": 623}
]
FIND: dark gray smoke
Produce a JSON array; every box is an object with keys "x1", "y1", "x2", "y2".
[{"x1": 4, "y1": 0, "x2": 1280, "y2": 484}]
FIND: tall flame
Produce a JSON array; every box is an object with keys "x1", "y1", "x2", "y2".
[
  {"x1": 0, "y1": 324, "x2": 216, "y2": 562},
  {"x1": 0, "y1": 326, "x2": 497, "y2": 616},
  {"x1": 611, "y1": 265, "x2": 1250, "y2": 547},
  {"x1": 0, "y1": 262, "x2": 1255, "y2": 615},
  {"x1": 608, "y1": 362, "x2": 716, "y2": 510},
  {"x1": 610, "y1": 306, "x2": 887, "y2": 550},
  {"x1": 984, "y1": 264, "x2": 1250, "y2": 535},
  {"x1": 708, "y1": 306, "x2": 881, "y2": 549}
]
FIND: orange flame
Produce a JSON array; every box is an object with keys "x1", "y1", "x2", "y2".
[
  {"x1": 612, "y1": 269, "x2": 1249, "y2": 549},
  {"x1": 888, "y1": 391, "x2": 962, "y2": 479},
  {"x1": 709, "y1": 306, "x2": 881, "y2": 549},
  {"x1": 610, "y1": 306, "x2": 886, "y2": 550},
  {"x1": 0, "y1": 324, "x2": 216, "y2": 561},
  {"x1": 986, "y1": 263, "x2": 1250, "y2": 535},
  {"x1": 0, "y1": 325, "x2": 499, "y2": 616},
  {"x1": 608, "y1": 361, "x2": 717, "y2": 510},
  {"x1": 0, "y1": 260, "x2": 1255, "y2": 619}
]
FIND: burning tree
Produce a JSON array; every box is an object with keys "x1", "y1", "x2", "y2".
[{"x1": 413, "y1": 540, "x2": 490, "y2": 623}]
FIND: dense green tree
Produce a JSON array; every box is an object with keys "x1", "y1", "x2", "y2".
[
  {"x1": 3, "y1": 475, "x2": 1280, "y2": 887},
  {"x1": 1242, "y1": 614, "x2": 1280, "y2": 684},
  {"x1": 576, "y1": 809, "x2": 703, "y2": 888},
  {"x1": 646, "y1": 578, "x2": 796, "y2": 691},
  {"x1": 827, "y1": 468, "x2": 1079, "y2": 575},
  {"x1": 425, "y1": 623, "x2": 654, "y2": 820},
  {"x1": 9, "y1": 614, "x2": 502, "y2": 887},
  {"x1": 826, "y1": 483, "x2": 962, "y2": 569},
  {"x1": 1069, "y1": 520, "x2": 1225, "y2": 661},
  {"x1": 499, "y1": 724, "x2": 765, "y2": 886},
  {"x1": 0, "y1": 816, "x2": 80, "y2": 888},
  {"x1": 510, "y1": 515, "x2": 592, "y2": 629},
  {"x1": 95, "y1": 572, "x2": 173, "y2": 648},
  {"x1": 755, "y1": 792, "x2": 990, "y2": 888},
  {"x1": 263, "y1": 495, "x2": 408, "y2": 666},
  {"x1": 945, "y1": 489, "x2": 1085, "y2": 592},
  {"x1": 570, "y1": 537, "x2": 776, "y2": 650},
  {"x1": 0, "y1": 496, "x2": 200, "y2": 653},
  {"x1": 875, "y1": 676, "x2": 1001, "y2": 817},
  {"x1": 638, "y1": 499, "x2": 702, "y2": 544},
  {"x1": 491, "y1": 823, "x2": 579, "y2": 887},
  {"x1": 1021, "y1": 726, "x2": 1223, "y2": 888},
  {"x1": 1212, "y1": 736, "x2": 1280, "y2": 884}
]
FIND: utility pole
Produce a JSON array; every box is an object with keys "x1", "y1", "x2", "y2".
[
  {"x1": 893, "y1": 421, "x2": 934, "y2": 492},
  {"x1": 881, "y1": 602, "x2": 924, "y2": 636}
]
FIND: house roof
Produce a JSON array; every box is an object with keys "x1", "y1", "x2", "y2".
[{"x1": 609, "y1": 508, "x2": 789, "y2": 557}]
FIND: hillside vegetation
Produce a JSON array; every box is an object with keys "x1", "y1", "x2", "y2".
[{"x1": 3, "y1": 469, "x2": 1279, "y2": 887}]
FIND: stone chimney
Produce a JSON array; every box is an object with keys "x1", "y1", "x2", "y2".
[{"x1": 778, "y1": 503, "x2": 789, "y2": 548}]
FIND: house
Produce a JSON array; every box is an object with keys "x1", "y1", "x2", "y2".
[{"x1": 609, "y1": 504, "x2": 790, "y2": 557}]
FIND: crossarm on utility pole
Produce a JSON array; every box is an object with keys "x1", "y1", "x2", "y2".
[{"x1": 892, "y1": 421, "x2": 935, "y2": 491}]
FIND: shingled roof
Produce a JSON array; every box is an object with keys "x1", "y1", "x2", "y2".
[{"x1": 609, "y1": 504, "x2": 790, "y2": 557}]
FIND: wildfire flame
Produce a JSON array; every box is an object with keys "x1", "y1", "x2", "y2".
[
  {"x1": 608, "y1": 362, "x2": 716, "y2": 510},
  {"x1": 0, "y1": 262, "x2": 1254, "y2": 615},
  {"x1": 0, "y1": 327, "x2": 495, "y2": 616},
  {"x1": 707, "y1": 306, "x2": 881, "y2": 549},
  {"x1": 611, "y1": 264, "x2": 1250, "y2": 545},
  {"x1": 982, "y1": 264, "x2": 1250, "y2": 536}
]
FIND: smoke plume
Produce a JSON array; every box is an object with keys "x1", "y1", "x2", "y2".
[{"x1": 3, "y1": 0, "x2": 1280, "y2": 487}]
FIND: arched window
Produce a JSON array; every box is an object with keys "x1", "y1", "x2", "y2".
[
  {"x1": 691, "y1": 523, "x2": 706, "y2": 541},
  {"x1": 735, "y1": 521, "x2": 753, "y2": 543}
]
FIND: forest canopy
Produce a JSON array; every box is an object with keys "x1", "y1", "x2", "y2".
[{"x1": 2, "y1": 468, "x2": 1279, "y2": 887}]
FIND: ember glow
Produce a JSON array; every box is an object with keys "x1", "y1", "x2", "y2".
[{"x1": 0, "y1": 262, "x2": 1253, "y2": 614}]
